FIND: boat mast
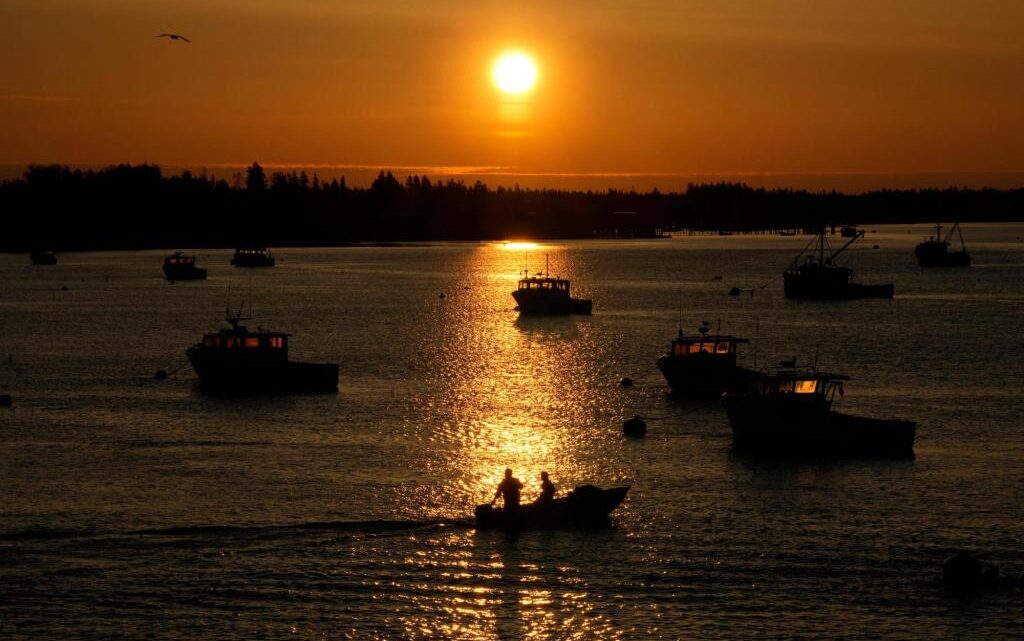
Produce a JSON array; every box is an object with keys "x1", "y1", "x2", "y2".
[{"x1": 829, "y1": 229, "x2": 865, "y2": 263}]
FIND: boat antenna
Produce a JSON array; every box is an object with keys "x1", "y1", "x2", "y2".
[
  {"x1": 677, "y1": 291, "x2": 683, "y2": 338},
  {"x1": 753, "y1": 317, "x2": 759, "y2": 370}
]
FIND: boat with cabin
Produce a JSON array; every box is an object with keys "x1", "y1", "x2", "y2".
[
  {"x1": 231, "y1": 246, "x2": 275, "y2": 267},
  {"x1": 840, "y1": 225, "x2": 859, "y2": 238},
  {"x1": 29, "y1": 250, "x2": 57, "y2": 265},
  {"x1": 721, "y1": 361, "x2": 916, "y2": 456},
  {"x1": 657, "y1": 321, "x2": 759, "y2": 395},
  {"x1": 783, "y1": 229, "x2": 893, "y2": 299},
  {"x1": 512, "y1": 256, "x2": 592, "y2": 315},
  {"x1": 162, "y1": 252, "x2": 207, "y2": 280},
  {"x1": 915, "y1": 223, "x2": 970, "y2": 267},
  {"x1": 475, "y1": 485, "x2": 630, "y2": 530},
  {"x1": 186, "y1": 306, "x2": 337, "y2": 394}
]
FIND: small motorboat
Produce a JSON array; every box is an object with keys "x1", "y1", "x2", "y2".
[
  {"x1": 915, "y1": 222, "x2": 970, "y2": 267},
  {"x1": 30, "y1": 250, "x2": 57, "y2": 265},
  {"x1": 783, "y1": 229, "x2": 893, "y2": 300},
  {"x1": 231, "y1": 246, "x2": 276, "y2": 267},
  {"x1": 475, "y1": 485, "x2": 629, "y2": 529},
  {"x1": 511, "y1": 254, "x2": 592, "y2": 315},
  {"x1": 162, "y1": 251, "x2": 207, "y2": 280},
  {"x1": 721, "y1": 362, "x2": 916, "y2": 456},
  {"x1": 187, "y1": 305, "x2": 338, "y2": 394},
  {"x1": 657, "y1": 321, "x2": 759, "y2": 395}
]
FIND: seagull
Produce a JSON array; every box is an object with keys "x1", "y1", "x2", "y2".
[{"x1": 156, "y1": 33, "x2": 191, "y2": 43}]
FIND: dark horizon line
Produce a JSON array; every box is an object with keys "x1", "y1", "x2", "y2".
[{"x1": 3, "y1": 162, "x2": 1024, "y2": 193}]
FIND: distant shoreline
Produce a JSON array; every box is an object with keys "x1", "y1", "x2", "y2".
[{"x1": 3, "y1": 163, "x2": 1023, "y2": 252}]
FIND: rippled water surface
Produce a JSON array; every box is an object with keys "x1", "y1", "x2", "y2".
[{"x1": 2, "y1": 224, "x2": 1023, "y2": 639}]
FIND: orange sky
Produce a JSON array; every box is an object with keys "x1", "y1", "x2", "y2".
[{"x1": 2, "y1": 1, "x2": 1023, "y2": 190}]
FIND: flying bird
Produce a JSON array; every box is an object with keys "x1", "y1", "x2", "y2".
[{"x1": 156, "y1": 33, "x2": 191, "y2": 43}]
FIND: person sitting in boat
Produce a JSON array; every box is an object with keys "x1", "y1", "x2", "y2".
[
  {"x1": 535, "y1": 471, "x2": 556, "y2": 505},
  {"x1": 492, "y1": 468, "x2": 524, "y2": 511}
]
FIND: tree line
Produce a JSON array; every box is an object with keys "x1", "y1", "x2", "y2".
[{"x1": 1, "y1": 163, "x2": 1022, "y2": 251}]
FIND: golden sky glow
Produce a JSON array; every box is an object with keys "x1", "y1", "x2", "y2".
[{"x1": 2, "y1": 1, "x2": 1024, "y2": 189}]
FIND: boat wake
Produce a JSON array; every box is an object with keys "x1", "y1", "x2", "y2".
[{"x1": 2, "y1": 518, "x2": 474, "y2": 544}]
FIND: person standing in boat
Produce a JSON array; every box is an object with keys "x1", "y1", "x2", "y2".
[
  {"x1": 535, "y1": 471, "x2": 556, "y2": 505},
  {"x1": 492, "y1": 468, "x2": 524, "y2": 511}
]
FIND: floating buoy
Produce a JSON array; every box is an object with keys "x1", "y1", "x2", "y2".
[
  {"x1": 0, "y1": 394, "x2": 11, "y2": 407},
  {"x1": 712, "y1": 275, "x2": 723, "y2": 280},
  {"x1": 872, "y1": 245, "x2": 880, "y2": 250},
  {"x1": 728, "y1": 287, "x2": 741, "y2": 296},
  {"x1": 623, "y1": 414, "x2": 647, "y2": 436},
  {"x1": 154, "y1": 369, "x2": 168, "y2": 380},
  {"x1": 439, "y1": 292, "x2": 446, "y2": 299},
  {"x1": 61, "y1": 285, "x2": 69, "y2": 291},
  {"x1": 620, "y1": 377, "x2": 633, "y2": 387}
]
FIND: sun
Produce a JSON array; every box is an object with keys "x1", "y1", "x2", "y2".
[{"x1": 492, "y1": 52, "x2": 538, "y2": 95}]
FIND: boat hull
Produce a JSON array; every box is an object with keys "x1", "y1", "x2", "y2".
[
  {"x1": 231, "y1": 257, "x2": 275, "y2": 267},
  {"x1": 512, "y1": 290, "x2": 592, "y2": 315},
  {"x1": 187, "y1": 347, "x2": 337, "y2": 394},
  {"x1": 30, "y1": 252, "x2": 57, "y2": 265},
  {"x1": 657, "y1": 356, "x2": 760, "y2": 395},
  {"x1": 915, "y1": 243, "x2": 971, "y2": 267},
  {"x1": 784, "y1": 275, "x2": 894, "y2": 300},
  {"x1": 722, "y1": 394, "x2": 915, "y2": 456},
  {"x1": 163, "y1": 265, "x2": 208, "y2": 280},
  {"x1": 475, "y1": 485, "x2": 629, "y2": 529}
]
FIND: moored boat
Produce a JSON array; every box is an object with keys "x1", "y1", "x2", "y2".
[
  {"x1": 162, "y1": 251, "x2": 207, "y2": 280},
  {"x1": 511, "y1": 255, "x2": 592, "y2": 315},
  {"x1": 721, "y1": 363, "x2": 916, "y2": 456},
  {"x1": 231, "y1": 246, "x2": 275, "y2": 267},
  {"x1": 657, "y1": 321, "x2": 759, "y2": 395},
  {"x1": 915, "y1": 223, "x2": 970, "y2": 267},
  {"x1": 783, "y1": 229, "x2": 893, "y2": 300},
  {"x1": 186, "y1": 306, "x2": 337, "y2": 394},
  {"x1": 29, "y1": 250, "x2": 57, "y2": 265},
  {"x1": 475, "y1": 485, "x2": 629, "y2": 529}
]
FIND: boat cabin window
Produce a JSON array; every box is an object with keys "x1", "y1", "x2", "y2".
[
  {"x1": 715, "y1": 343, "x2": 731, "y2": 354},
  {"x1": 203, "y1": 336, "x2": 221, "y2": 348},
  {"x1": 775, "y1": 381, "x2": 795, "y2": 393},
  {"x1": 685, "y1": 343, "x2": 720, "y2": 354},
  {"x1": 225, "y1": 337, "x2": 241, "y2": 349},
  {"x1": 269, "y1": 336, "x2": 284, "y2": 349},
  {"x1": 244, "y1": 337, "x2": 260, "y2": 349},
  {"x1": 794, "y1": 380, "x2": 818, "y2": 394}
]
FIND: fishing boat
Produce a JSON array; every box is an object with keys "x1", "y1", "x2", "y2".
[
  {"x1": 231, "y1": 246, "x2": 275, "y2": 267},
  {"x1": 512, "y1": 255, "x2": 592, "y2": 315},
  {"x1": 840, "y1": 225, "x2": 859, "y2": 238},
  {"x1": 657, "y1": 321, "x2": 759, "y2": 395},
  {"x1": 783, "y1": 229, "x2": 893, "y2": 299},
  {"x1": 721, "y1": 361, "x2": 916, "y2": 456},
  {"x1": 162, "y1": 252, "x2": 207, "y2": 280},
  {"x1": 186, "y1": 306, "x2": 337, "y2": 394},
  {"x1": 29, "y1": 250, "x2": 57, "y2": 265},
  {"x1": 475, "y1": 485, "x2": 630, "y2": 529},
  {"x1": 915, "y1": 223, "x2": 970, "y2": 267}
]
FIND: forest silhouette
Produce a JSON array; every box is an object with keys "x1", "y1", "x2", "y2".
[{"x1": 2, "y1": 163, "x2": 1022, "y2": 251}]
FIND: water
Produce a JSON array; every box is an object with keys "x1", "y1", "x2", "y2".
[{"x1": 2, "y1": 224, "x2": 1023, "y2": 639}]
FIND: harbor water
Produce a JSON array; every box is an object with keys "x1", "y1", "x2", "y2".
[{"x1": 1, "y1": 224, "x2": 1023, "y2": 639}]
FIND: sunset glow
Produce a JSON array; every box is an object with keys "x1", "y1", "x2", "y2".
[{"x1": 502, "y1": 241, "x2": 540, "y2": 251}]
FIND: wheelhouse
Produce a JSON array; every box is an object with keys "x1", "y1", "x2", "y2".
[
  {"x1": 517, "y1": 276, "x2": 571, "y2": 295},
  {"x1": 747, "y1": 372, "x2": 848, "y2": 402},
  {"x1": 164, "y1": 252, "x2": 197, "y2": 266},
  {"x1": 199, "y1": 329, "x2": 290, "y2": 364}
]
